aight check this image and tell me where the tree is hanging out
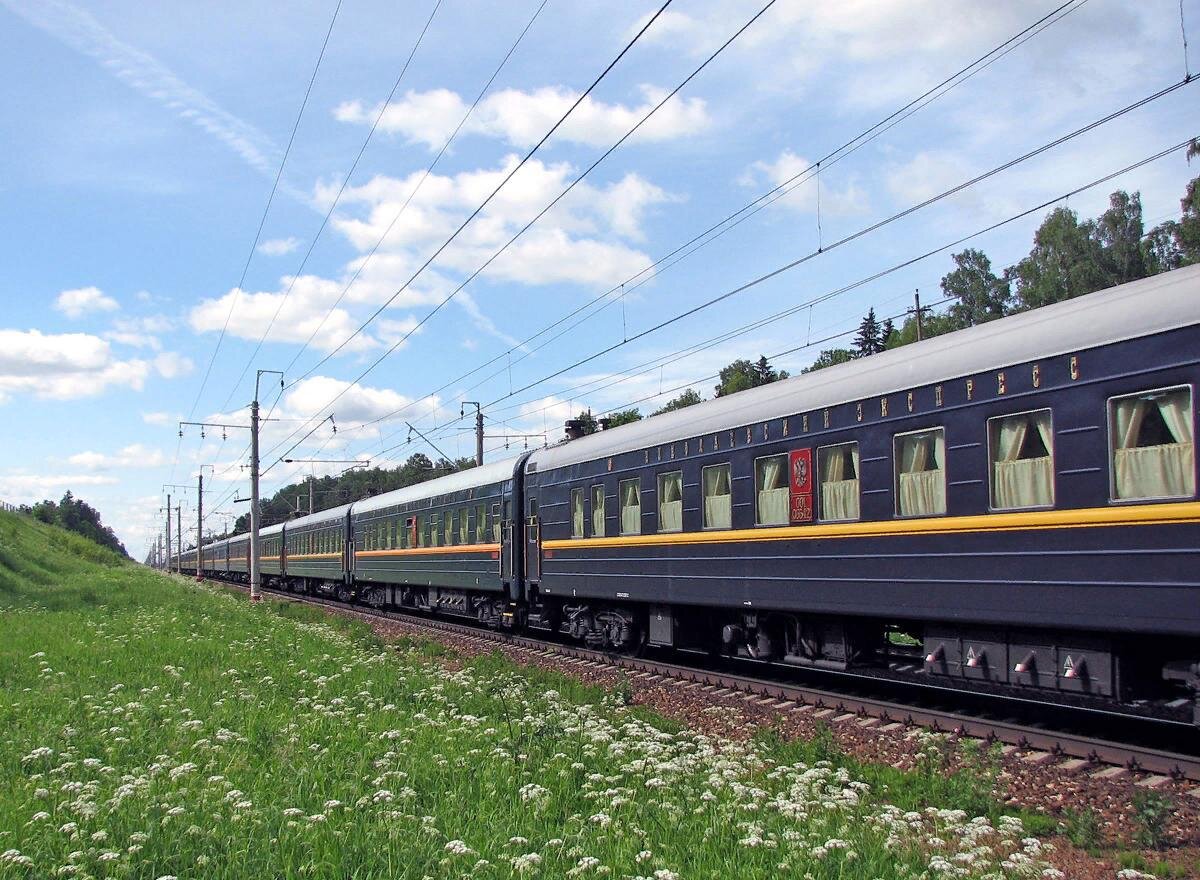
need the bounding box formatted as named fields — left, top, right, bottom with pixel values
left=1092, top=190, right=1147, bottom=286
left=28, top=492, right=128, bottom=557
left=880, top=318, right=897, bottom=348
left=652, top=388, right=704, bottom=415
left=604, top=408, right=642, bottom=428
left=852, top=308, right=885, bottom=357
left=715, top=356, right=789, bottom=397
left=570, top=410, right=600, bottom=437
left=1143, top=220, right=1182, bottom=275
left=232, top=452, right=472, bottom=532
left=1010, top=206, right=1107, bottom=310
left=1178, top=176, right=1200, bottom=265
left=801, top=348, right=854, bottom=373
left=941, top=248, right=1010, bottom=327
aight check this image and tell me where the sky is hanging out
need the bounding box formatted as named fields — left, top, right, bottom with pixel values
left=0, top=0, right=1197, bottom=559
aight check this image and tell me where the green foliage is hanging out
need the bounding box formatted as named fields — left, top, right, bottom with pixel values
left=234, top=452, right=475, bottom=534
left=1179, top=176, right=1200, bottom=265
left=1010, top=205, right=1108, bottom=309
left=651, top=387, right=704, bottom=415
left=715, top=356, right=789, bottom=397
left=1059, top=807, right=1101, bottom=851
left=604, top=408, right=643, bottom=428
left=1131, top=790, right=1172, bottom=849
left=942, top=248, right=1010, bottom=327
left=853, top=308, right=886, bottom=357
left=0, top=517, right=1060, bottom=879
left=20, top=492, right=128, bottom=558
left=801, top=348, right=855, bottom=373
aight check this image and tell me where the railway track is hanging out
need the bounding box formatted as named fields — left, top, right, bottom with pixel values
left=215, top=579, right=1200, bottom=784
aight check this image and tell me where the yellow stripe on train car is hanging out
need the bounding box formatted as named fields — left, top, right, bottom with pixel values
left=543, top=500, right=1200, bottom=551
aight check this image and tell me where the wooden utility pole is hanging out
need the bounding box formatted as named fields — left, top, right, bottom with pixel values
left=914, top=289, right=924, bottom=342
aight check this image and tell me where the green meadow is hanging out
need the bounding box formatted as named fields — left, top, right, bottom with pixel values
left=0, top=509, right=1058, bottom=879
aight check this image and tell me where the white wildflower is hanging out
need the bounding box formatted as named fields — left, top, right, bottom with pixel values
left=511, top=852, right=542, bottom=872
left=444, top=840, right=473, bottom=855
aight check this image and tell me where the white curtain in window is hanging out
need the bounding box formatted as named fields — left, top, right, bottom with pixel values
left=703, top=466, right=731, bottom=529
left=592, top=488, right=605, bottom=537
left=898, top=431, right=946, bottom=516
left=756, top=455, right=789, bottom=525
left=1114, top=390, right=1195, bottom=499
left=820, top=444, right=860, bottom=521
left=459, top=512, right=468, bottom=545
left=571, top=491, right=584, bottom=538
left=659, top=473, right=683, bottom=532
left=620, top=481, right=641, bottom=535
left=993, top=412, right=1054, bottom=509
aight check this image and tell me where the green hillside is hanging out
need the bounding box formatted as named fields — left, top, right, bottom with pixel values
left=0, top=509, right=1066, bottom=879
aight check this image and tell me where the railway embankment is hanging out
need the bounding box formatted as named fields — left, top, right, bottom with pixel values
left=0, top=509, right=1193, bottom=879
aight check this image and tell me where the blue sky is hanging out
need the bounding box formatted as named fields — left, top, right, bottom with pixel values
left=1, top=0, right=1196, bottom=558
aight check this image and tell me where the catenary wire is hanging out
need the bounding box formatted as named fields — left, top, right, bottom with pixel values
left=347, top=0, right=1092, bottom=438
left=384, top=136, right=1192, bottom=457
left=185, top=0, right=344, bottom=422
left=216, top=0, right=446, bottom=412
left=475, top=77, right=1196, bottom=411
left=279, top=0, right=679, bottom=392
left=280, top=0, right=553, bottom=378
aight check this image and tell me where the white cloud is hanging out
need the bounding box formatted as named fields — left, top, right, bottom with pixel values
left=141, top=411, right=172, bottom=426
left=0, top=472, right=119, bottom=501
left=103, top=315, right=174, bottom=350
left=153, top=351, right=193, bottom=379
left=334, top=84, right=710, bottom=150
left=2, top=0, right=281, bottom=178
left=258, top=237, right=301, bottom=256
left=282, top=376, right=418, bottom=425
left=327, top=156, right=672, bottom=291
left=68, top=443, right=166, bottom=470
left=54, top=286, right=119, bottom=318
left=740, top=150, right=869, bottom=216
left=0, top=328, right=151, bottom=402
left=188, top=276, right=379, bottom=354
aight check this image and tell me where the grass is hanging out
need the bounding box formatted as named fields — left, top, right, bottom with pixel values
left=0, top=510, right=1061, bottom=879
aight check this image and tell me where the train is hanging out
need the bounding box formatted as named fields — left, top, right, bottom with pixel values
left=177, top=264, right=1200, bottom=723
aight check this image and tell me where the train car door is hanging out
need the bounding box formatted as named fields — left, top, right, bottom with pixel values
left=498, top=501, right=512, bottom=582
left=524, top=497, right=541, bottom=584
left=344, top=511, right=355, bottom=585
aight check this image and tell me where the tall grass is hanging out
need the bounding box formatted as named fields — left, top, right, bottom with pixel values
left=0, top=511, right=1058, bottom=879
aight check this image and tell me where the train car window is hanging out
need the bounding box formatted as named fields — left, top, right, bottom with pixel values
left=475, top=504, right=487, bottom=543
left=492, top=503, right=502, bottom=542
left=988, top=409, right=1054, bottom=510
left=444, top=510, right=456, bottom=546
left=417, top=515, right=428, bottom=548
left=459, top=509, right=469, bottom=545
left=702, top=463, right=731, bottom=529
left=755, top=454, right=789, bottom=526
left=1108, top=386, right=1195, bottom=500
left=619, top=478, right=641, bottom=535
left=818, top=442, right=860, bottom=521
left=658, top=471, right=683, bottom=533
left=591, top=485, right=606, bottom=537
left=894, top=428, right=947, bottom=517
left=570, top=488, right=584, bottom=538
